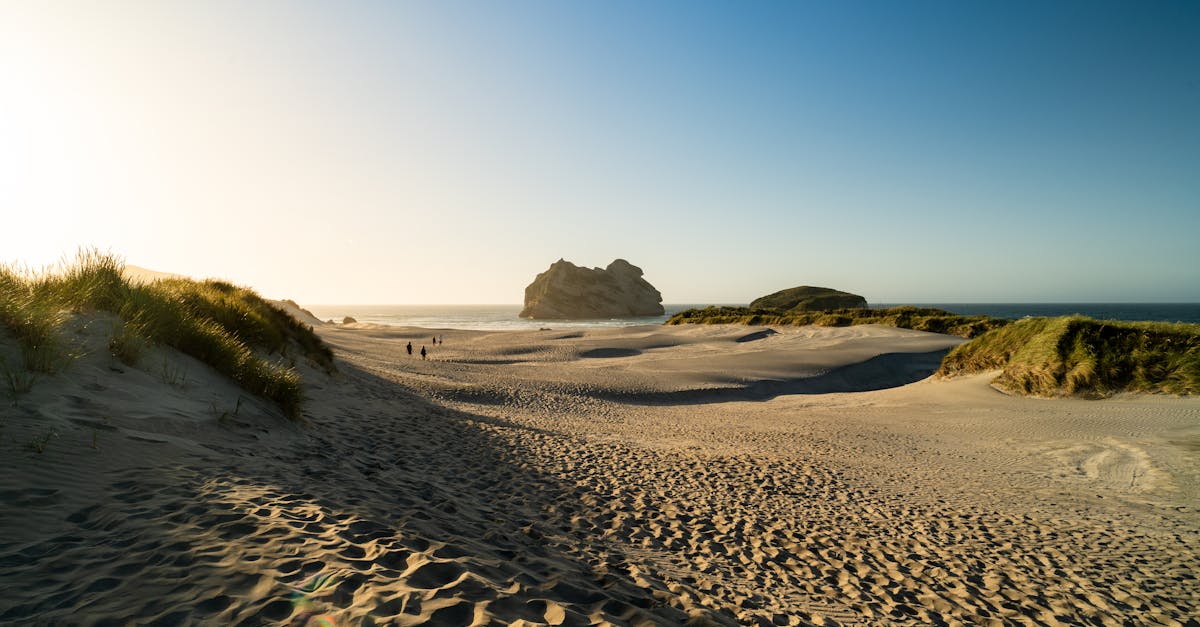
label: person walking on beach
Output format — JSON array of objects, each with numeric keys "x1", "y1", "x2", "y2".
[
  {"x1": 420, "y1": 346, "x2": 427, "y2": 360},
  {"x1": 406, "y1": 341, "x2": 413, "y2": 356}
]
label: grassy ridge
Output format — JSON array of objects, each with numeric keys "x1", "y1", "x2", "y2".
[
  {"x1": 666, "y1": 305, "x2": 1009, "y2": 339},
  {"x1": 0, "y1": 250, "x2": 334, "y2": 419},
  {"x1": 938, "y1": 316, "x2": 1200, "y2": 397},
  {"x1": 668, "y1": 306, "x2": 1197, "y2": 396}
]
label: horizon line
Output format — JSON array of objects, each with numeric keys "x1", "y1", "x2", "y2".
[{"x1": 299, "y1": 300, "x2": 1200, "y2": 307}]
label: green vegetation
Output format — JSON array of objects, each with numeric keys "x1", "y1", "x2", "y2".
[
  {"x1": 26, "y1": 428, "x2": 57, "y2": 454},
  {"x1": 0, "y1": 250, "x2": 335, "y2": 419},
  {"x1": 160, "y1": 360, "x2": 189, "y2": 387},
  {"x1": 666, "y1": 305, "x2": 1009, "y2": 339},
  {"x1": 749, "y1": 285, "x2": 867, "y2": 311},
  {"x1": 108, "y1": 320, "x2": 147, "y2": 366},
  {"x1": 938, "y1": 316, "x2": 1200, "y2": 397},
  {"x1": 0, "y1": 268, "x2": 69, "y2": 373},
  {"x1": 213, "y1": 397, "x2": 244, "y2": 428},
  {"x1": 1, "y1": 359, "x2": 36, "y2": 401},
  {"x1": 668, "y1": 306, "x2": 1197, "y2": 397}
]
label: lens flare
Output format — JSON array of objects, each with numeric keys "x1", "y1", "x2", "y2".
[
  {"x1": 289, "y1": 572, "x2": 339, "y2": 626},
  {"x1": 305, "y1": 614, "x2": 337, "y2": 627}
]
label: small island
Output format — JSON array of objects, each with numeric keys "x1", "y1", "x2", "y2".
[{"x1": 749, "y1": 285, "x2": 868, "y2": 311}]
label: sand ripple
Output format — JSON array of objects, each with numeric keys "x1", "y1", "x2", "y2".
[{"x1": 1, "y1": 323, "x2": 1196, "y2": 624}]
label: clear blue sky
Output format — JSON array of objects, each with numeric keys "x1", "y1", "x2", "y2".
[{"x1": 2, "y1": 1, "x2": 1197, "y2": 303}]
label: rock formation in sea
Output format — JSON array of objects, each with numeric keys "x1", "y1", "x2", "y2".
[
  {"x1": 750, "y1": 286, "x2": 867, "y2": 311},
  {"x1": 520, "y1": 259, "x2": 665, "y2": 319}
]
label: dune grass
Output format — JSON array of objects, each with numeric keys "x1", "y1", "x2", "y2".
[
  {"x1": 938, "y1": 316, "x2": 1200, "y2": 397},
  {"x1": 0, "y1": 264, "x2": 71, "y2": 373},
  {"x1": 0, "y1": 250, "x2": 335, "y2": 419},
  {"x1": 668, "y1": 306, "x2": 1197, "y2": 396},
  {"x1": 666, "y1": 305, "x2": 1009, "y2": 339}
]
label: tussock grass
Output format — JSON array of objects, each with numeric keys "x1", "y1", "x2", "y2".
[
  {"x1": 1, "y1": 359, "x2": 37, "y2": 401},
  {"x1": 938, "y1": 316, "x2": 1200, "y2": 397},
  {"x1": 0, "y1": 249, "x2": 335, "y2": 419},
  {"x1": 26, "y1": 428, "x2": 57, "y2": 454},
  {"x1": 666, "y1": 305, "x2": 1009, "y2": 339},
  {"x1": 0, "y1": 266, "x2": 70, "y2": 373},
  {"x1": 108, "y1": 320, "x2": 147, "y2": 366}
]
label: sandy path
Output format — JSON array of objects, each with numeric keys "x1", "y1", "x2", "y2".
[
  {"x1": 1, "y1": 321, "x2": 1196, "y2": 625},
  {"x1": 321, "y1": 324, "x2": 1199, "y2": 625}
]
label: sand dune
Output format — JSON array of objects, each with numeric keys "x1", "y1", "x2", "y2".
[{"x1": 1, "y1": 322, "x2": 1197, "y2": 624}]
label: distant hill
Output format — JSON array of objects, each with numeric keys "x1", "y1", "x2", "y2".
[
  {"x1": 750, "y1": 286, "x2": 867, "y2": 311},
  {"x1": 123, "y1": 264, "x2": 186, "y2": 284},
  {"x1": 270, "y1": 299, "x2": 326, "y2": 326}
]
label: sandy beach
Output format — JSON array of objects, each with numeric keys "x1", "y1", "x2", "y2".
[{"x1": 1, "y1": 321, "x2": 1197, "y2": 625}]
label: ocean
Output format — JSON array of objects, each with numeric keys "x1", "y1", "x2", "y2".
[{"x1": 305, "y1": 303, "x2": 1200, "y2": 331}]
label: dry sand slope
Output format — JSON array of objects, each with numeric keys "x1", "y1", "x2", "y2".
[{"x1": 1, "y1": 321, "x2": 1197, "y2": 625}]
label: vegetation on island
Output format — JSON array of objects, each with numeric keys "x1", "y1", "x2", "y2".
[
  {"x1": 0, "y1": 250, "x2": 334, "y2": 419},
  {"x1": 937, "y1": 316, "x2": 1199, "y2": 397},
  {"x1": 749, "y1": 285, "x2": 867, "y2": 311},
  {"x1": 666, "y1": 305, "x2": 1009, "y2": 339}
]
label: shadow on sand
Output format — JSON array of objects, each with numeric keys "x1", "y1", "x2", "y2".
[
  {"x1": 603, "y1": 349, "x2": 952, "y2": 405},
  {"x1": 0, "y1": 358, "x2": 739, "y2": 625}
]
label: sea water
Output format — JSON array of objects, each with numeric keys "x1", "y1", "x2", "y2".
[
  {"x1": 304, "y1": 303, "x2": 1200, "y2": 331},
  {"x1": 877, "y1": 303, "x2": 1200, "y2": 325},
  {"x1": 304, "y1": 304, "x2": 708, "y2": 331}
]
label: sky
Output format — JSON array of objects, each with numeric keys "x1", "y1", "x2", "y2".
[{"x1": 2, "y1": 1, "x2": 1197, "y2": 304}]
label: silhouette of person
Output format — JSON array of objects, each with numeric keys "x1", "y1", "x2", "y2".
[
  {"x1": 420, "y1": 346, "x2": 427, "y2": 360},
  {"x1": 406, "y1": 341, "x2": 413, "y2": 355}
]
